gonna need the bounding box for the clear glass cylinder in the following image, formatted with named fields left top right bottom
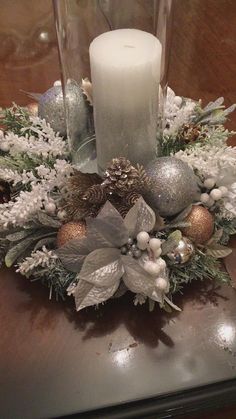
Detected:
left=53, top=0, right=173, bottom=173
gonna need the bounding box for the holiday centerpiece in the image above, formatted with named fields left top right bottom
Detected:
left=0, top=89, right=235, bottom=312
left=0, top=0, right=235, bottom=313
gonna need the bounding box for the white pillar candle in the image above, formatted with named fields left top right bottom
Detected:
left=89, top=29, right=162, bottom=173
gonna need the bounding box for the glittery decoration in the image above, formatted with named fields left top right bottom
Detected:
left=57, top=221, right=87, bottom=248
left=144, top=157, right=199, bottom=217
left=38, top=82, right=89, bottom=137
left=168, top=236, right=194, bottom=264
left=182, top=205, right=214, bottom=244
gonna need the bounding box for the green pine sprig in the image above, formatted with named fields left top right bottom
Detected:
left=0, top=103, right=31, bottom=135
left=168, top=249, right=231, bottom=295
left=31, top=260, right=77, bottom=300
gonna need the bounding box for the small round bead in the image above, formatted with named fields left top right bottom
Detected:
left=154, top=248, right=162, bottom=258
left=0, top=142, right=10, bottom=152
left=156, top=258, right=166, bottom=270
left=57, top=210, right=66, bottom=220
left=149, top=238, right=161, bottom=251
left=206, top=197, right=215, bottom=207
left=143, top=261, right=161, bottom=277
left=120, top=246, right=127, bottom=255
left=54, top=80, right=62, bottom=86
left=174, top=96, right=182, bottom=107
left=45, top=201, right=56, bottom=214
left=131, top=244, right=137, bottom=251
left=137, top=231, right=150, bottom=250
left=133, top=249, right=142, bottom=259
left=155, top=277, right=168, bottom=291
left=218, top=186, right=228, bottom=197
left=210, top=188, right=223, bottom=201
left=200, top=193, right=210, bottom=204
left=127, top=237, right=134, bottom=246
left=38, top=31, right=50, bottom=43
left=127, top=250, right=133, bottom=257
left=204, top=178, right=216, bottom=189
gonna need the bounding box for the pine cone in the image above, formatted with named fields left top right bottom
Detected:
left=108, top=195, right=130, bottom=218
left=136, top=164, right=153, bottom=190
left=125, top=191, right=141, bottom=206
left=68, top=170, right=102, bottom=195
left=64, top=195, right=99, bottom=221
left=103, top=157, right=140, bottom=196
left=82, top=184, right=107, bottom=204
left=179, top=124, right=205, bottom=143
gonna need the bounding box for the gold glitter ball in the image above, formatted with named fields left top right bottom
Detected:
left=57, top=221, right=87, bottom=248
left=182, top=205, right=214, bottom=244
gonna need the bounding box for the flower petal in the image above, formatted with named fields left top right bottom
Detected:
left=124, top=197, right=156, bottom=237
left=79, top=248, right=124, bottom=287
left=56, top=237, right=90, bottom=272
left=86, top=201, right=129, bottom=248
left=71, top=278, right=120, bottom=311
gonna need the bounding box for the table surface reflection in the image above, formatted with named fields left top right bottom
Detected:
left=1, top=244, right=236, bottom=418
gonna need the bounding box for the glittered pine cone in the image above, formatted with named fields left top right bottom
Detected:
left=82, top=184, right=107, bottom=204
left=103, top=157, right=141, bottom=196
left=109, top=195, right=130, bottom=218
left=125, top=191, right=142, bottom=206
left=179, top=124, right=205, bottom=143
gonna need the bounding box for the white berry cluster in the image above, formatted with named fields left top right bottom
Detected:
left=200, top=177, right=228, bottom=208
left=136, top=232, right=169, bottom=293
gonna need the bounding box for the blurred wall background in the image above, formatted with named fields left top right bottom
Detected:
left=0, top=0, right=235, bottom=135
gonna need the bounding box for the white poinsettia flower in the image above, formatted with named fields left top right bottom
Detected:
left=56, top=198, right=170, bottom=311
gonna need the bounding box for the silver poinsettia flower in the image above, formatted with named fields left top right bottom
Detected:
left=56, top=197, right=171, bottom=311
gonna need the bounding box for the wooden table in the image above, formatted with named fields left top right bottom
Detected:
left=1, top=1, right=236, bottom=418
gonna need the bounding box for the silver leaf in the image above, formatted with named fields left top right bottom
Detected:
left=72, top=278, right=120, bottom=311
left=124, top=197, right=156, bottom=236
left=56, top=237, right=91, bottom=272
left=6, top=229, right=35, bottom=242
left=79, top=248, right=124, bottom=287
left=37, top=211, right=61, bottom=228
left=206, top=245, right=232, bottom=259
left=86, top=202, right=128, bottom=249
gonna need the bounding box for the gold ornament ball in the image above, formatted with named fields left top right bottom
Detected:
left=57, top=221, right=86, bottom=248
left=182, top=205, right=214, bottom=244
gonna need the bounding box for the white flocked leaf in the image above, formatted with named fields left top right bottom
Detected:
left=72, top=279, right=119, bottom=311
left=56, top=237, right=91, bottom=272
left=124, top=197, right=156, bottom=237
left=79, top=248, right=124, bottom=287
left=86, top=201, right=129, bottom=249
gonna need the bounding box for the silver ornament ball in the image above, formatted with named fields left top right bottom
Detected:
left=38, top=81, right=89, bottom=137
left=144, top=157, right=199, bottom=217
left=167, top=236, right=194, bottom=264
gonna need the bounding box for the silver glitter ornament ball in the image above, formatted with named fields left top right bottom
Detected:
left=38, top=82, right=89, bottom=137
left=144, top=157, right=199, bottom=217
